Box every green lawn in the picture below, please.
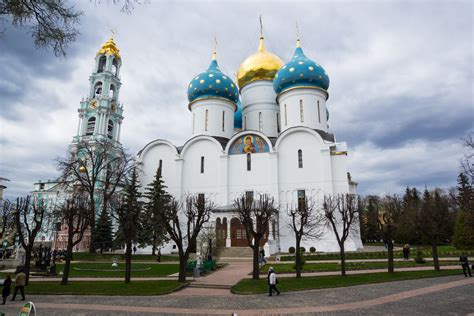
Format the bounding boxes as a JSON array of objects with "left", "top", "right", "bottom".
[
  {"left": 232, "top": 269, "right": 462, "bottom": 294},
  {"left": 23, "top": 280, "right": 186, "bottom": 295},
  {"left": 71, "top": 252, "right": 179, "bottom": 262},
  {"left": 261, "top": 261, "right": 460, "bottom": 274},
  {"left": 54, "top": 262, "right": 179, "bottom": 278}
]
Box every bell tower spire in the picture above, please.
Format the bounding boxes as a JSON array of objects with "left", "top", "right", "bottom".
[{"left": 74, "top": 37, "right": 124, "bottom": 144}]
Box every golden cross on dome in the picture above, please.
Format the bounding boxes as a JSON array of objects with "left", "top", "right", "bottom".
[
  {"left": 110, "top": 28, "right": 116, "bottom": 39},
  {"left": 212, "top": 36, "right": 218, "bottom": 60},
  {"left": 259, "top": 14, "right": 264, "bottom": 39},
  {"left": 296, "top": 21, "right": 301, "bottom": 47}
]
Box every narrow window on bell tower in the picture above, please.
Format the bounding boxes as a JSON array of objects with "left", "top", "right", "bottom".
[
  {"left": 107, "top": 120, "right": 114, "bottom": 139},
  {"left": 317, "top": 100, "right": 321, "bottom": 123},
  {"left": 222, "top": 110, "right": 225, "bottom": 132},
  {"left": 205, "top": 109, "right": 209, "bottom": 131},
  {"left": 259, "top": 112, "right": 263, "bottom": 131},
  {"left": 86, "top": 117, "right": 96, "bottom": 136},
  {"left": 200, "top": 156, "right": 205, "bottom": 173},
  {"left": 300, "top": 99, "right": 304, "bottom": 123}
]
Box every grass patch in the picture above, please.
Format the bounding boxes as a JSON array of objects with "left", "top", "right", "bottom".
[
  {"left": 23, "top": 280, "right": 186, "bottom": 295},
  {"left": 261, "top": 261, "right": 459, "bottom": 274},
  {"left": 71, "top": 252, "right": 179, "bottom": 262},
  {"left": 232, "top": 269, "right": 461, "bottom": 294},
  {"left": 55, "top": 262, "right": 179, "bottom": 278}
]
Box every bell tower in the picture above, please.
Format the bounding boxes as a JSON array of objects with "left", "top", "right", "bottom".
[{"left": 74, "top": 37, "right": 124, "bottom": 144}]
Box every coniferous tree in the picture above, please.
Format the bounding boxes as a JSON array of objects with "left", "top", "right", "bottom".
[
  {"left": 91, "top": 208, "right": 113, "bottom": 254},
  {"left": 395, "top": 187, "right": 421, "bottom": 244},
  {"left": 360, "top": 196, "right": 381, "bottom": 243},
  {"left": 140, "top": 167, "right": 170, "bottom": 255},
  {"left": 453, "top": 173, "right": 474, "bottom": 249}
]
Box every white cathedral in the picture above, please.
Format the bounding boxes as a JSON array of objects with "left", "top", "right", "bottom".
[
  {"left": 137, "top": 32, "right": 363, "bottom": 255},
  {"left": 33, "top": 29, "right": 363, "bottom": 254}
]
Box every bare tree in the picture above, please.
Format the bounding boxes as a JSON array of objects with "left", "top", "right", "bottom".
[
  {"left": 157, "top": 195, "right": 214, "bottom": 282},
  {"left": 323, "top": 194, "right": 360, "bottom": 276},
  {"left": 54, "top": 192, "right": 92, "bottom": 285},
  {"left": 14, "top": 196, "right": 47, "bottom": 284},
  {"left": 378, "top": 195, "right": 402, "bottom": 273},
  {"left": 57, "top": 139, "right": 133, "bottom": 252},
  {"left": 461, "top": 134, "right": 474, "bottom": 181},
  {"left": 288, "top": 197, "right": 325, "bottom": 278},
  {"left": 1, "top": 199, "right": 13, "bottom": 240},
  {"left": 111, "top": 167, "right": 142, "bottom": 284},
  {"left": 233, "top": 194, "right": 278, "bottom": 280}
]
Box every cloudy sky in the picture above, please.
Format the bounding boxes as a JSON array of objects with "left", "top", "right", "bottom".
[{"left": 0, "top": 0, "right": 472, "bottom": 199}]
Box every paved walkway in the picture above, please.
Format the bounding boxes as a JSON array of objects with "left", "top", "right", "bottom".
[{"left": 0, "top": 275, "right": 472, "bottom": 315}]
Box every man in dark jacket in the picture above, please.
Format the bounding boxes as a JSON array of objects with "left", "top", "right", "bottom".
[
  {"left": 1, "top": 275, "right": 12, "bottom": 304},
  {"left": 460, "top": 253, "right": 472, "bottom": 277}
]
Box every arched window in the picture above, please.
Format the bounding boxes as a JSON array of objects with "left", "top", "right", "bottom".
[
  {"left": 298, "top": 149, "right": 303, "bottom": 168},
  {"left": 158, "top": 159, "right": 163, "bottom": 176},
  {"left": 276, "top": 113, "right": 281, "bottom": 133},
  {"left": 109, "top": 84, "right": 115, "bottom": 99},
  {"left": 86, "top": 117, "right": 96, "bottom": 136},
  {"left": 112, "top": 58, "right": 118, "bottom": 76},
  {"left": 107, "top": 120, "right": 114, "bottom": 139},
  {"left": 258, "top": 112, "right": 263, "bottom": 131},
  {"left": 247, "top": 153, "right": 251, "bottom": 171},
  {"left": 317, "top": 100, "right": 321, "bottom": 123},
  {"left": 222, "top": 111, "right": 225, "bottom": 132},
  {"left": 205, "top": 109, "right": 208, "bottom": 131},
  {"left": 200, "top": 156, "right": 205, "bottom": 173},
  {"left": 244, "top": 116, "right": 247, "bottom": 130},
  {"left": 94, "top": 82, "right": 102, "bottom": 98},
  {"left": 97, "top": 56, "right": 106, "bottom": 73},
  {"left": 300, "top": 100, "right": 304, "bottom": 122}
]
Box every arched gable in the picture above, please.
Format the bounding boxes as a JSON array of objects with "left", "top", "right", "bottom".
[
  {"left": 137, "top": 139, "right": 179, "bottom": 160},
  {"left": 225, "top": 130, "right": 273, "bottom": 155},
  {"left": 180, "top": 135, "right": 225, "bottom": 157},
  {"left": 275, "top": 126, "right": 327, "bottom": 152}
]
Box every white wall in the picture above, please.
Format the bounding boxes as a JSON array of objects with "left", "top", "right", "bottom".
[
  {"left": 241, "top": 81, "right": 280, "bottom": 137},
  {"left": 190, "top": 99, "right": 236, "bottom": 139}
]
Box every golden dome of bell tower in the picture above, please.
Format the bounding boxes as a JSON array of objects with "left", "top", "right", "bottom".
[{"left": 237, "top": 17, "right": 283, "bottom": 89}]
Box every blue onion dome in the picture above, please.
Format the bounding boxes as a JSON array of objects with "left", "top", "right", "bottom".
[
  {"left": 187, "top": 51, "right": 239, "bottom": 104},
  {"left": 234, "top": 100, "right": 243, "bottom": 129},
  {"left": 273, "top": 39, "right": 330, "bottom": 95}
]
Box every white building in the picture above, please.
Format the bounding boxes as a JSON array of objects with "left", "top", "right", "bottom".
[{"left": 138, "top": 34, "right": 363, "bottom": 255}]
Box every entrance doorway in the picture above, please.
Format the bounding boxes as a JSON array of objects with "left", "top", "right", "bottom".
[
  {"left": 215, "top": 217, "right": 227, "bottom": 247},
  {"left": 230, "top": 218, "right": 248, "bottom": 247}
]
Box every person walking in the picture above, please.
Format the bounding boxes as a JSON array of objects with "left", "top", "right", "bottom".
[
  {"left": 11, "top": 269, "right": 26, "bottom": 301},
  {"left": 460, "top": 253, "right": 472, "bottom": 277},
  {"left": 1, "top": 275, "right": 12, "bottom": 304},
  {"left": 403, "top": 244, "right": 411, "bottom": 260},
  {"left": 267, "top": 267, "right": 280, "bottom": 296}
]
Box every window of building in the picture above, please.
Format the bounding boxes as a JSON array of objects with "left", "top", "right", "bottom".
[
  {"left": 200, "top": 156, "right": 205, "bottom": 173},
  {"left": 244, "top": 116, "right": 247, "bottom": 129},
  {"left": 97, "top": 56, "right": 106, "bottom": 73},
  {"left": 158, "top": 159, "right": 163, "bottom": 176},
  {"left": 94, "top": 82, "right": 102, "bottom": 98},
  {"left": 86, "top": 117, "right": 96, "bottom": 135},
  {"left": 205, "top": 110, "right": 208, "bottom": 131},
  {"left": 258, "top": 112, "right": 263, "bottom": 131},
  {"left": 298, "top": 149, "right": 303, "bottom": 168},
  {"left": 284, "top": 104, "right": 288, "bottom": 126},
  {"left": 39, "top": 183, "right": 45, "bottom": 190},
  {"left": 300, "top": 99, "right": 304, "bottom": 122},
  {"left": 317, "top": 100, "right": 321, "bottom": 123},
  {"left": 197, "top": 193, "right": 205, "bottom": 210},
  {"left": 222, "top": 110, "right": 225, "bottom": 132},
  {"left": 245, "top": 191, "right": 254, "bottom": 201},
  {"left": 247, "top": 153, "right": 251, "bottom": 171},
  {"left": 107, "top": 120, "right": 114, "bottom": 139},
  {"left": 109, "top": 84, "right": 115, "bottom": 99},
  {"left": 112, "top": 58, "right": 119, "bottom": 76},
  {"left": 277, "top": 113, "right": 281, "bottom": 133},
  {"left": 298, "top": 189, "right": 306, "bottom": 211}
]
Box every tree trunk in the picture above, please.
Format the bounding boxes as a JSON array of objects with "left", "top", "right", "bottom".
[
  {"left": 252, "top": 239, "right": 260, "bottom": 280},
  {"left": 340, "top": 243, "right": 346, "bottom": 276},
  {"left": 387, "top": 240, "right": 394, "bottom": 273},
  {"left": 151, "top": 233, "right": 157, "bottom": 256},
  {"left": 431, "top": 243, "right": 440, "bottom": 271},
  {"left": 125, "top": 239, "right": 132, "bottom": 283},
  {"left": 88, "top": 203, "right": 96, "bottom": 253},
  {"left": 24, "top": 247, "right": 32, "bottom": 285},
  {"left": 178, "top": 251, "right": 188, "bottom": 282},
  {"left": 62, "top": 237, "right": 74, "bottom": 285},
  {"left": 295, "top": 237, "right": 302, "bottom": 278}
]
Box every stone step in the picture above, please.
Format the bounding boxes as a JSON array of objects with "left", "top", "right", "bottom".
[
  {"left": 216, "top": 247, "right": 253, "bottom": 258},
  {"left": 188, "top": 283, "right": 232, "bottom": 289}
]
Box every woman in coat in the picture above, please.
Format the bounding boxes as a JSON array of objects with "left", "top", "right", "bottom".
[{"left": 1, "top": 275, "right": 12, "bottom": 304}]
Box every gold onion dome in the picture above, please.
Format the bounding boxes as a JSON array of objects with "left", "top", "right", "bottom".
[
  {"left": 97, "top": 37, "right": 121, "bottom": 59},
  {"left": 237, "top": 36, "right": 283, "bottom": 89}
]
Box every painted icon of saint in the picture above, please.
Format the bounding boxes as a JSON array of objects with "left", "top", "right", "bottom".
[
  {"left": 233, "top": 138, "right": 243, "bottom": 154},
  {"left": 255, "top": 137, "right": 265, "bottom": 152},
  {"left": 243, "top": 136, "right": 256, "bottom": 153}
]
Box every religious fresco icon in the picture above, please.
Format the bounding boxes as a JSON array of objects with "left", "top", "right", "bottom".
[{"left": 229, "top": 134, "right": 270, "bottom": 155}]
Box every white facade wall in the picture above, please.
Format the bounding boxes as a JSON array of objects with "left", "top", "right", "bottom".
[
  {"left": 277, "top": 88, "right": 328, "bottom": 132},
  {"left": 241, "top": 81, "right": 280, "bottom": 137},
  {"left": 190, "top": 99, "right": 236, "bottom": 139}
]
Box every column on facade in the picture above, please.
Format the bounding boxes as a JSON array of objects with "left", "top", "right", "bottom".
[
  {"left": 268, "top": 220, "right": 274, "bottom": 241},
  {"left": 116, "top": 120, "right": 122, "bottom": 142},
  {"left": 77, "top": 114, "right": 83, "bottom": 136},
  {"left": 225, "top": 217, "right": 231, "bottom": 247}
]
